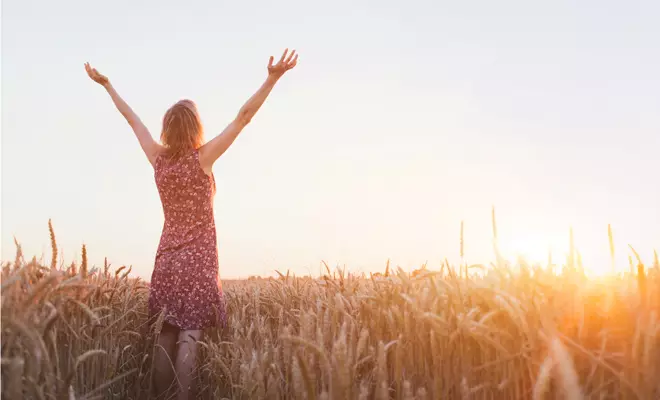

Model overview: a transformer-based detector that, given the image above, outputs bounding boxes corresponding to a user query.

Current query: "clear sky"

[2,0,659,280]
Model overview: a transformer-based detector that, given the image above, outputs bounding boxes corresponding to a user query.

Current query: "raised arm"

[85,63,163,167]
[198,49,298,173]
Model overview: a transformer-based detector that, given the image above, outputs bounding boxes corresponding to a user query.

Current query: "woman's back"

[155,149,216,245]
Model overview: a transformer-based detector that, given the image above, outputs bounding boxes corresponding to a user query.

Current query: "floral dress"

[148,149,226,330]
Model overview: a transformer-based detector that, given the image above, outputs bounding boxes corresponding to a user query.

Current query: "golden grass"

[1,222,659,399]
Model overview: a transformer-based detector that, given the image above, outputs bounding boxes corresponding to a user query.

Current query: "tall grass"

[1,222,659,399]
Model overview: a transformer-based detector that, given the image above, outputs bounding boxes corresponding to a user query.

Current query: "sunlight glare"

[500,235,567,269]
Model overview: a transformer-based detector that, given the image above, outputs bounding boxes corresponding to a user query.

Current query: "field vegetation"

[2,218,659,399]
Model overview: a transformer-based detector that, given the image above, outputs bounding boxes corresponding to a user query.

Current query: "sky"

[2,0,659,280]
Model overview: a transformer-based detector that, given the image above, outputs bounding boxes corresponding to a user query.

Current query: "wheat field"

[1,220,659,399]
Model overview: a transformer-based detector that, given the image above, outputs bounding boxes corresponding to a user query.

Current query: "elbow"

[237,109,253,127]
[123,112,139,128]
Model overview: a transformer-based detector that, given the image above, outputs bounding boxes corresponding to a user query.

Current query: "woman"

[85,49,298,399]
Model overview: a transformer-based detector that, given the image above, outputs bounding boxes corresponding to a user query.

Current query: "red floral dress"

[148,149,226,330]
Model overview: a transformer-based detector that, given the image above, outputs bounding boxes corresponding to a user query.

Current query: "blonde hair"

[160,99,204,159]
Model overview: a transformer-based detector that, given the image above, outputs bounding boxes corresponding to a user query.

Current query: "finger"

[285,56,298,71]
[284,49,295,64]
[287,54,299,68]
[284,49,296,64]
[268,56,274,68]
[278,48,288,64]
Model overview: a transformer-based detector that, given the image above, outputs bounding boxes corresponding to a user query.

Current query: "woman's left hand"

[85,62,109,87]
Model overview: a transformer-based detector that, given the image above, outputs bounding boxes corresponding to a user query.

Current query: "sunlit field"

[2,218,659,400]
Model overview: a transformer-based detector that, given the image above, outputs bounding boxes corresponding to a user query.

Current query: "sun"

[499,234,620,277]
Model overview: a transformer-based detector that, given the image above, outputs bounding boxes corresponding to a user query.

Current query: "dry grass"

[2,221,659,399]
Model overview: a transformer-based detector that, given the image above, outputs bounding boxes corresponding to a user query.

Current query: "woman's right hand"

[267,49,298,79]
[85,62,110,87]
